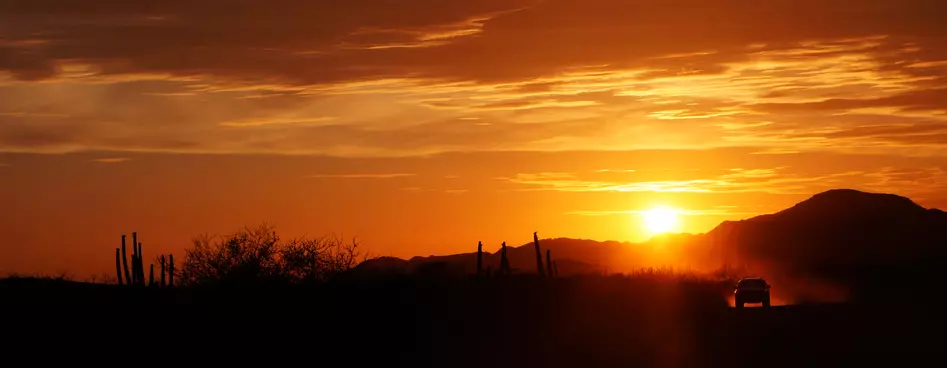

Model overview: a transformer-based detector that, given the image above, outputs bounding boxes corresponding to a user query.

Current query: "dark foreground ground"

[1,276,944,367]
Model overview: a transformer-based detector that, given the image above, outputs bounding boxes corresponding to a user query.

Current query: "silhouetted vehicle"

[735,278,771,308]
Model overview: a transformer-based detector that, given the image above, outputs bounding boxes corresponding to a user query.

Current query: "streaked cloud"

[504,166,947,195]
[0,112,69,118]
[596,169,637,173]
[91,157,130,163]
[307,173,415,179]
[219,116,338,127]
[0,0,946,157]
[401,187,435,193]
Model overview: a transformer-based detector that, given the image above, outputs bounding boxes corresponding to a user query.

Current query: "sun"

[642,207,680,235]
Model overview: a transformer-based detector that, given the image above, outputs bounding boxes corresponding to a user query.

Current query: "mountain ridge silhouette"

[706,188,947,269]
[355,189,947,279]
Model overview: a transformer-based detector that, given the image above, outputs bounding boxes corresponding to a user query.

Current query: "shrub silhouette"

[281,234,361,283]
[179,223,362,286]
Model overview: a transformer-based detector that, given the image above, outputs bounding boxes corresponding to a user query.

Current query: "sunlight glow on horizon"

[642,206,682,236]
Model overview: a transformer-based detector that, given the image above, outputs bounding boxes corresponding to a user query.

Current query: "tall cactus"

[135,243,140,284]
[138,242,145,285]
[115,232,156,286]
[499,242,510,276]
[121,234,131,285]
[477,241,483,277]
[115,248,123,286]
[168,253,175,287]
[159,255,166,287]
[132,243,144,285]
[546,249,553,278]
[131,243,140,285]
[132,232,139,284]
[533,232,545,277]
[131,250,136,285]
[149,264,155,287]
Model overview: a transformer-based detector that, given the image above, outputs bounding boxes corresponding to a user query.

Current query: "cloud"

[307,173,415,179]
[751,88,947,114]
[3,0,943,86]
[401,187,435,193]
[500,163,947,200]
[504,168,878,194]
[1,0,947,156]
[861,167,947,195]
[219,116,337,127]
[91,157,130,163]
[0,0,536,84]
[0,112,68,118]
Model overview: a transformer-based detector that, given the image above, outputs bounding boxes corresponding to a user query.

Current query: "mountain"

[354,189,947,282]
[350,256,410,277]
[355,239,623,278]
[705,189,947,273]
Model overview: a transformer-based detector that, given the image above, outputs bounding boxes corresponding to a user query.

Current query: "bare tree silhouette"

[179,223,363,286]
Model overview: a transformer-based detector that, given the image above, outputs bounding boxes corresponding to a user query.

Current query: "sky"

[2,0,947,278]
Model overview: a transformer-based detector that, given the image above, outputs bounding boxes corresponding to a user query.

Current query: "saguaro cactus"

[168,254,175,287]
[149,264,155,287]
[121,235,131,285]
[533,232,545,277]
[137,242,145,284]
[115,232,156,286]
[500,242,510,276]
[131,248,136,285]
[131,243,140,285]
[132,243,143,285]
[159,255,166,287]
[477,241,483,277]
[132,233,139,284]
[136,243,141,284]
[115,248,123,286]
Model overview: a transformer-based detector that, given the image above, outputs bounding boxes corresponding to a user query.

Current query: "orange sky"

[2,0,947,278]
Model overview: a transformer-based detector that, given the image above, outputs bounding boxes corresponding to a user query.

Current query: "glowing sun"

[643,207,680,235]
